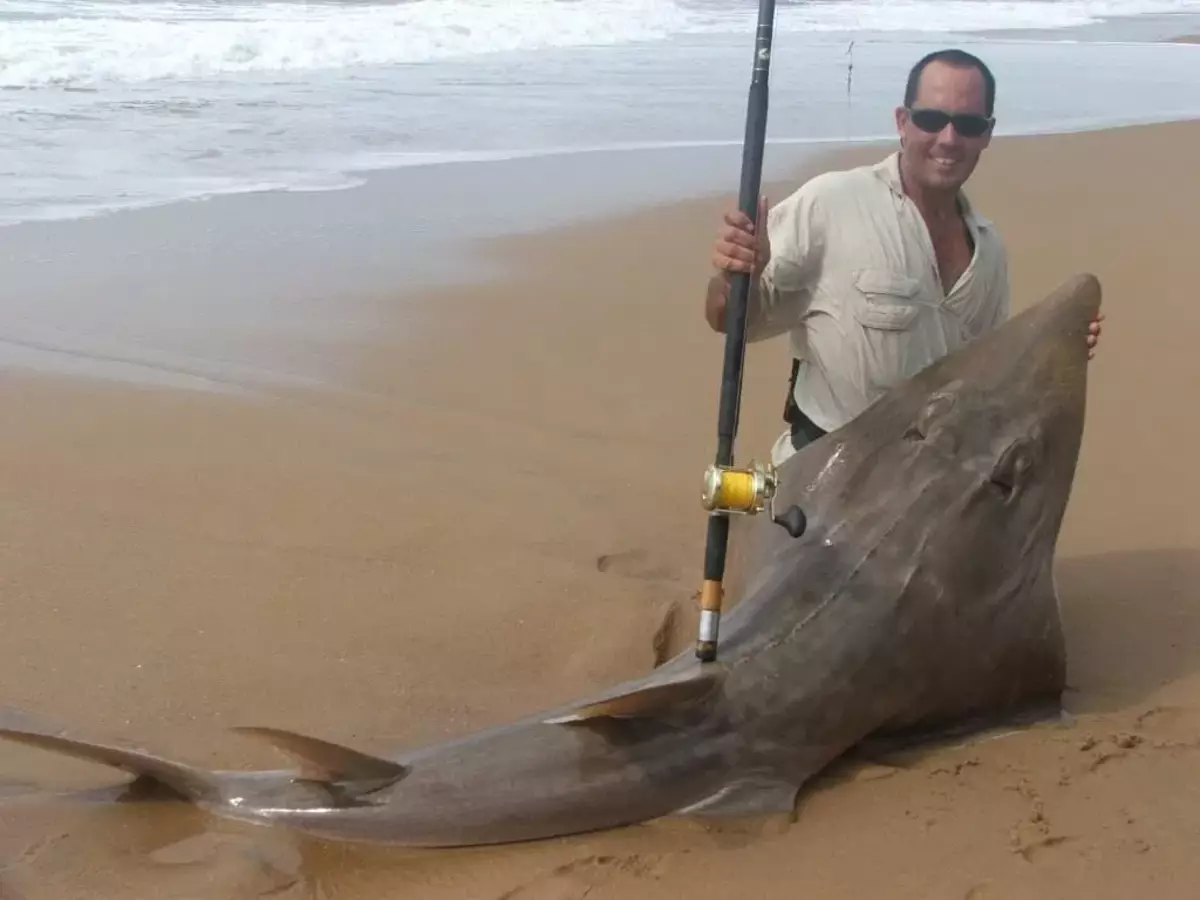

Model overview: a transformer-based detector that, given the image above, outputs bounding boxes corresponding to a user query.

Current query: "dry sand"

[2,118,1200,898]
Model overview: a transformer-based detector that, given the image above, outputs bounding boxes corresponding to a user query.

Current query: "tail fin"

[0,726,220,803]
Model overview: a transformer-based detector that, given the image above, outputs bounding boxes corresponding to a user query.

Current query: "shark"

[0,272,1101,848]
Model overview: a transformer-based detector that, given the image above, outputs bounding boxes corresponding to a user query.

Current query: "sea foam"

[3,0,1200,87]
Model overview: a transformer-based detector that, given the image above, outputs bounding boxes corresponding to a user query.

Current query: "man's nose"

[935,123,964,145]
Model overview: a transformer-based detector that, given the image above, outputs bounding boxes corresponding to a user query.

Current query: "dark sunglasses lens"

[911,109,950,133]
[953,115,990,137]
[910,109,990,137]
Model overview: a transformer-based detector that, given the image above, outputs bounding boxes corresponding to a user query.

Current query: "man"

[704,48,1103,466]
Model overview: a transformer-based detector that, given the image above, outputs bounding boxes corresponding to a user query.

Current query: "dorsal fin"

[231,726,408,795]
[543,670,718,725]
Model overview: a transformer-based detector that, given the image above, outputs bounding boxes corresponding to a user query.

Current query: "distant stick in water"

[845,40,856,136]
[846,40,855,100]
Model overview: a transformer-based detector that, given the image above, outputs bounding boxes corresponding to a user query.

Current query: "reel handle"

[772,505,807,538]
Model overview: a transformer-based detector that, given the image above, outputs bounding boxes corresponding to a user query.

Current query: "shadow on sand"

[1057,546,1200,715]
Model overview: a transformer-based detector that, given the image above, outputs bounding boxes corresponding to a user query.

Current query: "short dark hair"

[904,49,996,117]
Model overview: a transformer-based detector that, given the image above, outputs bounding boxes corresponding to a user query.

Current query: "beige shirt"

[748,151,1010,465]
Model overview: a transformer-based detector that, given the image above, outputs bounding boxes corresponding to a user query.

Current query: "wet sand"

[2,118,1200,898]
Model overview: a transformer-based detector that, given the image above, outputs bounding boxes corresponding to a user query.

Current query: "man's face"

[895,60,993,193]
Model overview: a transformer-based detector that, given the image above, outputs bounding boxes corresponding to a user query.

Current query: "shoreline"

[7,4,1200,277]
[3,105,1200,238]
[3,113,1200,400]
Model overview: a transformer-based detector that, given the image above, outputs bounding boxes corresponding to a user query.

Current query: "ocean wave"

[1,0,1199,87]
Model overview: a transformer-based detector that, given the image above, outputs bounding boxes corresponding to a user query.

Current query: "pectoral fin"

[671,775,800,819]
[231,727,408,798]
[543,670,718,725]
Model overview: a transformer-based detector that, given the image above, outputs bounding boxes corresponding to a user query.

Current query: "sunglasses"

[907,107,993,138]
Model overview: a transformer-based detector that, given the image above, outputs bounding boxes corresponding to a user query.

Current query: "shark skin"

[0,272,1102,848]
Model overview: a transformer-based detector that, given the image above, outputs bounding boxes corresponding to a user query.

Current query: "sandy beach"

[2,117,1200,898]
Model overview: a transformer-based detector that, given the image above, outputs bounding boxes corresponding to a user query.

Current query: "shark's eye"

[905,392,956,442]
[990,437,1038,501]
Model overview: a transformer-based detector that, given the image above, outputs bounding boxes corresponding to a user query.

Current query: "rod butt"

[695,580,723,661]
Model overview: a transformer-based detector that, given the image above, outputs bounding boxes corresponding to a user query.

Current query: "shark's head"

[727,273,1101,636]
[853,271,1097,540]
[709,272,1102,751]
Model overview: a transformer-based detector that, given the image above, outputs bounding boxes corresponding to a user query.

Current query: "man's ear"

[894,105,909,137]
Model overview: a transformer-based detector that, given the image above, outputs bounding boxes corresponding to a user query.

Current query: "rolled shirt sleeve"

[745,184,827,344]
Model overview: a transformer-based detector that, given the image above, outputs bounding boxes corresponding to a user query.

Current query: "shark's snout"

[964,272,1098,393]
[922,272,1100,455]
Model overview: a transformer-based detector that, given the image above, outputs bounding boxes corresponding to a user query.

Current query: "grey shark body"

[0,273,1102,847]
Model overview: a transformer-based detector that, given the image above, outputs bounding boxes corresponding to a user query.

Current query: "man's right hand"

[712,196,771,275]
[706,196,770,332]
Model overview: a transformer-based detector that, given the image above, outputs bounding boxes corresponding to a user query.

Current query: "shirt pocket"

[849,269,926,400]
[851,269,923,330]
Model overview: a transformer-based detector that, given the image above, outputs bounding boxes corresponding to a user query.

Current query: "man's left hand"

[1087,314,1104,360]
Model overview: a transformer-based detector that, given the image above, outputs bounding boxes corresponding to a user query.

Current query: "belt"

[783,358,828,449]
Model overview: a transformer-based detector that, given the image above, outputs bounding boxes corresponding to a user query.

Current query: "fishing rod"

[695,0,807,663]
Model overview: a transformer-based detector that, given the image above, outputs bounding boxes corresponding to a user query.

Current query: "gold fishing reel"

[701,460,808,537]
[701,460,778,516]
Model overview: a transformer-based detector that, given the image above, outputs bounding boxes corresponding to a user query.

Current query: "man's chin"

[920,164,967,190]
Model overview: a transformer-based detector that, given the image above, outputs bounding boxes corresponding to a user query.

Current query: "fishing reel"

[700,461,807,538]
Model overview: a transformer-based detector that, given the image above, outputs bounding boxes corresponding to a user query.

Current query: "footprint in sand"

[497,853,667,900]
[1003,778,1077,862]
[595,549,678,582]
[1074,732,1146,773]
[594,549,697,666]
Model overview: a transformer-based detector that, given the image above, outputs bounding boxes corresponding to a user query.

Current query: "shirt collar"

[871,150,994,231]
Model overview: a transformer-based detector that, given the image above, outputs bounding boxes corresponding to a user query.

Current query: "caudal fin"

[0,726,220,803]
